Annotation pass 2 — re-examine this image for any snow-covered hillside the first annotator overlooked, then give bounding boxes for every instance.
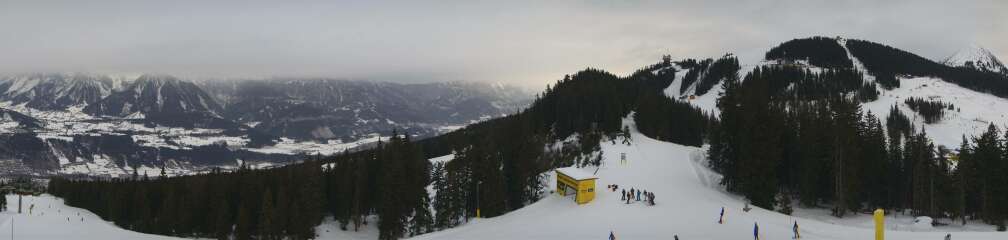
[385,116,1007,240]
[0,194,185,240]
[672,39,1008,149]
[864,76,1008,148]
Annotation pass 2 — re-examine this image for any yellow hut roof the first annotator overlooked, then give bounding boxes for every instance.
[556,167,598,180]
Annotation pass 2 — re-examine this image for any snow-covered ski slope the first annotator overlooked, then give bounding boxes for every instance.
[0,194,185,240]
[864,76,1008,148]
[403,116,1008,240]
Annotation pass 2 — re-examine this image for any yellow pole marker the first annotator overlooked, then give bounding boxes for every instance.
[874,208,884,240]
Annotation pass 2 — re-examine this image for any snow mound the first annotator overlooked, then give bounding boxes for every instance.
[912,217,934,230]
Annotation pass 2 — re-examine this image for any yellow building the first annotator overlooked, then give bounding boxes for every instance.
[556,167,598,204]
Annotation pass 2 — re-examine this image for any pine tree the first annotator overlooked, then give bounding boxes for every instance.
[0,189,7,211]
[234,202,252,240]
[212,197,232,240]
[410,194,434,236]
[258,189,276,240]
[974,124,1001,224]
[777,190,794,215]
[956,135,974,225]
[160,164,167,178]
[273,186,291,235]
[295,161,323,239]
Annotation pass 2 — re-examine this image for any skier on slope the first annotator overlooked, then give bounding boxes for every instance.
[636,190,641,201]
[753,222,760,240]
[718,207,725,224]
[793,221,800,239]
[609,231,616,240]
[621,189,626,201]
[621,126,632,145]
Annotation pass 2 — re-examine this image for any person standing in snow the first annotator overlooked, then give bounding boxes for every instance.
[945,233,951,240]
[718,207,725,224]
[609,231,616,240]
[621,189,626,201]
[753,222,760,240]
[793,221,799,239]
[621,126,632,145]
[636,190,641,201]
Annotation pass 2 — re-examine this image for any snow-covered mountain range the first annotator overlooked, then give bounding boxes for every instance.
[198,79,528,141]
[0,73,118,110]
[0,75,531,176]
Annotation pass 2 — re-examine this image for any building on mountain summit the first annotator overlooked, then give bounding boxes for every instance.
[556,167,598,204]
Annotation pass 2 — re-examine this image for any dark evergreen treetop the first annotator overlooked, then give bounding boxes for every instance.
[765,36,853,68]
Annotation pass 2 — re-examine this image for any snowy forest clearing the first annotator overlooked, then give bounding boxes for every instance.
[0,194,187,240]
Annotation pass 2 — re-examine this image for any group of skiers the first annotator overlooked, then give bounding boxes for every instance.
[607,184,655,206]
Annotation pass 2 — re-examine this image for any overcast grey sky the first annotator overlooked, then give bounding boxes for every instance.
[0,0,1004,87]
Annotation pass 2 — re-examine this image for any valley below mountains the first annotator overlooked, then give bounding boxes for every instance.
[0,74,530,177]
